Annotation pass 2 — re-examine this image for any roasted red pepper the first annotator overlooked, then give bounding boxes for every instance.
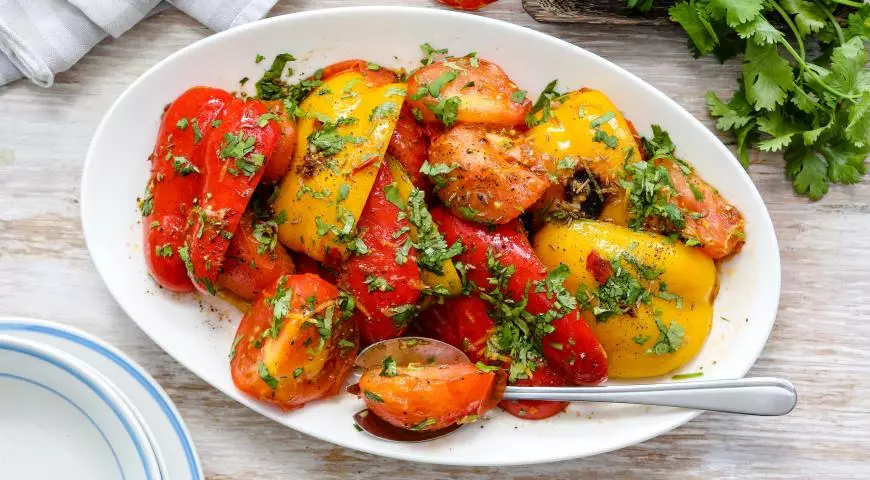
[339,163,423,344]
[432,207,608,385]
[184,98,280,294]
[418,294,494,363]
[142,87,232,292]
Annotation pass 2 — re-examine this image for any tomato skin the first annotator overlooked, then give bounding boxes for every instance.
[387,105,430,191]
[358,363,503,431]
[438,0,498,10]
[499,362,569,420]
[186,99,280,294]
[261,100,297,183]
[230,274,359,410]
[418,294,495,363]
[321,59,398,87]
[216,214,295,301]
[431,207,608,384]
[339,163,423,344]
[428,124,549,224]
[406,57,531,128]
[143,86,232,292]
[658,159,746,259]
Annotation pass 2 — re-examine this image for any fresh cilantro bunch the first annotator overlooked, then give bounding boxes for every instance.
[633,1,870,199]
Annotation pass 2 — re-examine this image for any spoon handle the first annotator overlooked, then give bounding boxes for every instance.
[502,377,796,416]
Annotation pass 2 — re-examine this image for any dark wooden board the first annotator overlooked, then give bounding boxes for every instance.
[523,0,677,26]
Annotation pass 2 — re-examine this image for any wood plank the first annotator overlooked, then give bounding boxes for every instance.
[0,1,868,478]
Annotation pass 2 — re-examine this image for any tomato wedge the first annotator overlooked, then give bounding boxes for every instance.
[216,214,295,302]
[386,105,430,191]
[658,158,746,259]
[142,87,232,292]
[260,100,297,183]
[230,274,358,410]
[499,361,569,420]
[406,56,530,128]
[338,163,423,344]
[184,98,280,294]
[357,363,504,431]
[438,0,498,10]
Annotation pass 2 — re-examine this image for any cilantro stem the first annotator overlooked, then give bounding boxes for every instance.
[829,0,863,6]
[813,0,844,46]
[769,1,858,102]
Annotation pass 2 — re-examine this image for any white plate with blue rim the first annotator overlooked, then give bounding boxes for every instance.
[0,317,203,480]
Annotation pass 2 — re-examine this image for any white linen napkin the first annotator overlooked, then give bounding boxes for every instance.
[0,0,278,87]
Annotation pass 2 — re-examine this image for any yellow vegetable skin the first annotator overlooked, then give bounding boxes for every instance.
[385,156,462,296]
[533,220,715,378]
[273,72,406,263]
[526,89,641,186]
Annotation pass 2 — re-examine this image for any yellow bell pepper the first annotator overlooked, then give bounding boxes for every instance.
[533,220,715,378]
[526,89,641,187]
[385,156,462,296]
[273,72,406,262]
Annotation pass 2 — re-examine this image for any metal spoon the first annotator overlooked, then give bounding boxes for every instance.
[350,337,797,442]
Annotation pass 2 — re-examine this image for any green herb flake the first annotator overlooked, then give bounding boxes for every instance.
[409,418,436,431]
[155,244,173,258]
[511,90,528,104]
[672,371,704,380]
[363,390,384,403]
[176,118,189,130]
[380,356,398,377]
[258,361,279,389]
[364,275,394,292]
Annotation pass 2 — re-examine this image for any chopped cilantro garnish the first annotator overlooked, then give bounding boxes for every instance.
[511,90,527,103]
[369,102,398,121]
[646,317,685,356]
[293,367,304,378]
[255,54,264,64]
[364,275,393,292]
[364,390,384,403]
[228,335,242,360]
[427,70,459,97]
[589,111,615,128]
[620,158,685,232]
[380,356,398,377]
[525,79,561,128]
[191,119,202,144]
[366,62,381,71]
[633,334,651,346]
[426,96,461,127]
[672,371,703,380]
[383,183,406,209]
[592,129,619,149]
[409,418,436,431]
[255,53,296,100]
[257,112,279,127]
[475,362,500,373]
[308,118,365,156]
[420,43,448,66]
[176,118,189,130]
[172,156,199,176]
[258,361,279,389]
[155,244,173,258]
[386,304,417,327]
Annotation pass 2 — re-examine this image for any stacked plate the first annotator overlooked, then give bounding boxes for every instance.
[0,317,203,480]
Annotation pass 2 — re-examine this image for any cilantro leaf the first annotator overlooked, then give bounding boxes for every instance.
[256,53,296,100]
[743,41,795,111]
[706,89,755,131]
[669,2,719,57]
[706,0,764,27]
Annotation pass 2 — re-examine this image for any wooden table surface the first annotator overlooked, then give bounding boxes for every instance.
[1,1,867,478]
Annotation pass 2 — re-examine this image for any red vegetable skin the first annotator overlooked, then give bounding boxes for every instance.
[261,100,297,183]
[432,207,608,385]
[386,105,430,191]
[418,294,495,363]
[585,250,613,284]
[499,361,569,420]
[185,98,280,294]
[231,274,359,410]
[438,0,498,10]
[339,163,423,344]
[358,363,504,431]
[406,57,531,128]
[143,87,232,292]
[321,59,398,86]
[216,214,296,301]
